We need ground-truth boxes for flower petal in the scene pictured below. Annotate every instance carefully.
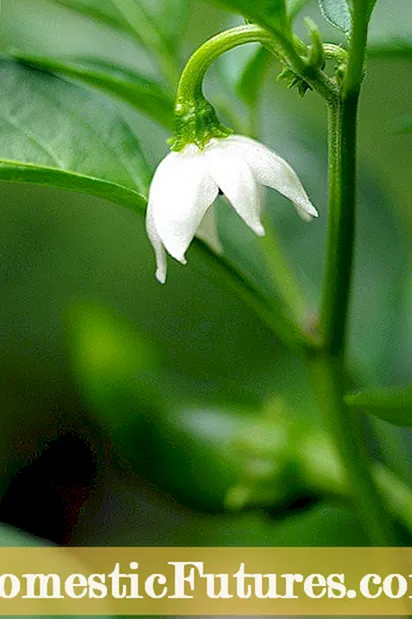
[195,204,223,255]
[148,145,218,262]
[145,202,168,284]
[205,139,265,236]
[227,135,318,220]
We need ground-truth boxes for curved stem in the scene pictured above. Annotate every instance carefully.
[176,25,338,108]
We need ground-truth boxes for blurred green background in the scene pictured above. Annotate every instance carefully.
[0,0,411,548]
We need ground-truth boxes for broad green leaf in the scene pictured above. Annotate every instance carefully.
[0,59,149,212]
[345,386,412,426]
[318,0,351,36]
[13,53,174,130]
[205,0,288,35]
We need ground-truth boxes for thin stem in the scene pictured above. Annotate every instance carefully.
[259,221,308,325]
[320,97,357,355]
[343,0,370,98]
[308,353,398,545]
[195,242,317,352]
[311,1,395,545]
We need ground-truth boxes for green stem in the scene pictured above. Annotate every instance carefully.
[175,25,338,108]
[259,220,308,326]
[310,2,396,546]
[196,242,316,352]
[308,354,397,545]
[320,97,357,355]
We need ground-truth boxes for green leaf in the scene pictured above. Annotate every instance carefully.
[368,38,412,60]
[0,58,149,212]
[68,301,162,430]
[52,0,130,34]
[345,386,412,426]
[13,53,174,130]
[51,0,189,48]
[388,113,412,134]
[286,0,310,19]
[205,0,288,35]
[318,0,352,36]
[237,47,271,106]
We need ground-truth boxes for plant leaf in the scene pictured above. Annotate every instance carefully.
[204,0,288,35]
[51,0,189,50]
[345,386,412,426]
[52,0,131,33]
[287,0,311,19]
[0,58,149,212]
[237,47,272,106]
[13,53,174,130]
[368,37,412,60]
[318,0,352,36]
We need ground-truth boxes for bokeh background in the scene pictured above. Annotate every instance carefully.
[0,0,411,548]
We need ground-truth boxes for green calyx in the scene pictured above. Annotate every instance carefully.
[169,96,232,152]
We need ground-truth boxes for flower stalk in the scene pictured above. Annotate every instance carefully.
[310,1,397,546]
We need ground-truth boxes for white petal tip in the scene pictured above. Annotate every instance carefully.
[295,203,319,221]
[252,223,265,237]
[155,270,166,284]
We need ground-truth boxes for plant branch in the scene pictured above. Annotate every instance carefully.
[308,353,398,545]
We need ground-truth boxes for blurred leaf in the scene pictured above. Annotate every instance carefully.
[286,0,311,19]
[52,0,131,33]
[204,0,289,34]
[368,37,412,59]
[345,386,412,426]
[0,523,47,546]
[318,0,351,36]
[13,53,174,130]
[185,502,368,546]
[388,113,412,134]
[0,59,149,212]
[51,0,189,49]
[68,302,161,423]
[74,468,368,546]
[237,46,271,106]
[140,403,300,512]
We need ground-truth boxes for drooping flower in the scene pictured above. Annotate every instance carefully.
[146,135,318,283]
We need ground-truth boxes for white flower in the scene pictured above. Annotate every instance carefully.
[146,135,318,283]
